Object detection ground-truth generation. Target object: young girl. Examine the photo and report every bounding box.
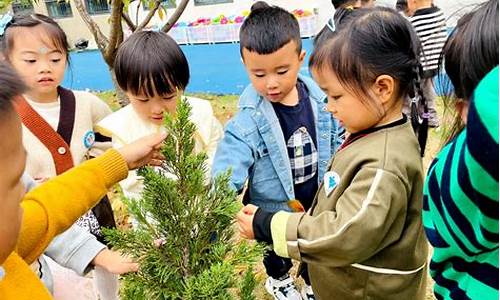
[1,14,132,300]
[237,7,429,299]
[423,1,498,299]
[96,30,223,201]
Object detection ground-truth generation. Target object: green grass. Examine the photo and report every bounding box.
[97,92,449,299]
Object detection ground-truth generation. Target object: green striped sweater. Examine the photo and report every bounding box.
[423,66,499,300]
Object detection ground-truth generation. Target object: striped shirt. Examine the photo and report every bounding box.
[410,6,448,77]
[423,67,499,300]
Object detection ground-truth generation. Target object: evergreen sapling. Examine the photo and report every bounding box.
[104,97,262,299]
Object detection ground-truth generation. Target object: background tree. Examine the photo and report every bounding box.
[0,0,189,106]
[104,97,262,299]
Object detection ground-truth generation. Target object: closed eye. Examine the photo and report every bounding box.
[162,95,176,101]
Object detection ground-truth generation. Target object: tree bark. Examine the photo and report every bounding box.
[136,0,161,31]
[161,0,190,32]
[105,0,124,66]
[122,12,137,32]
[73,0,109,52]
[109,67,129,107]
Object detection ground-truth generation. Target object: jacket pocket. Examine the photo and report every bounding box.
[252,145,279,183]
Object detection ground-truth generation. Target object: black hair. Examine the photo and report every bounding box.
[440,0,498,141]
[0,62,26,113]
[239,1,301,56]
[114,30,190,97]
[0,14,70,62]
[396,0,408,11]
[310,7,429,155]
[313,6,357,47]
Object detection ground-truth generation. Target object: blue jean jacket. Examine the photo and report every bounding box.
[212,74,344,212]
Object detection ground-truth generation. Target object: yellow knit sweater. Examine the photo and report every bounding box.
[0,149,128,299]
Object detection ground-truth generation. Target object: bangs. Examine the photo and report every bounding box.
[114,31,190,98]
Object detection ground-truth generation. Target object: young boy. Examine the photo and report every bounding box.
[0,62,165,299]
[96,31,223,201]
[406,0,447,127]
[212,2,343,299]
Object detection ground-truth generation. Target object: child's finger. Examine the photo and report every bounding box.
[242,204,258,215]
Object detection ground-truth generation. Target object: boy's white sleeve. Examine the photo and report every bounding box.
[204,115,224,177]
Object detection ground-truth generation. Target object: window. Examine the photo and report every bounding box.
[143,0,176,11]
[85,0,110,15]
[11,0,34,15]
[45,0,73,18]
[194,0,232,6]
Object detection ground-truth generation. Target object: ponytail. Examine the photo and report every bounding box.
[409,63,428,156]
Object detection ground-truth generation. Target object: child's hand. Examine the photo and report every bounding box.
[236,204,259,240]
[117,132,167,169]
[92,248,139,275]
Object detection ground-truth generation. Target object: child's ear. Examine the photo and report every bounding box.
[299,50,306,63]
[373,75,395,105]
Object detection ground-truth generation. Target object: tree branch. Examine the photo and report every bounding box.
[73,0,109,52]
[161,0,189,32]
[122,11,137,32]
[136,0,161,32]
[105,0,124,64]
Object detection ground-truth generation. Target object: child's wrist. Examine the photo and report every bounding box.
[253,208,275,244]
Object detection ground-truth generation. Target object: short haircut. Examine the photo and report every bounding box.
[239,1,301,56]
[0,62,26,113]
[114,31,190,97]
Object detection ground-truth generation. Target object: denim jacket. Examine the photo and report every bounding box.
[212,74,344,212]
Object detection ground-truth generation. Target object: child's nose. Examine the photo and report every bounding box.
[38,61,51,73]
[266,77,278,89]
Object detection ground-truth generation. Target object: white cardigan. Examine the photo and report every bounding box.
[96,96,223,200]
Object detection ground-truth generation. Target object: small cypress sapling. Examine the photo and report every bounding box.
[104,97,262,299]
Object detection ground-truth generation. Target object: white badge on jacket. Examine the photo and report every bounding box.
[324,171,340,197]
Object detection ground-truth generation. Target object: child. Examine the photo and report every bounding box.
[237,7,429,299]
[22,173,139,295]
[396,0,411,16]
[423,1,499,299]
[96,30,223,201]
[405,0,447,127]
[1,13,125,300]
[314,0,360,47]
[212,2,343,299]
[0,62,165,299]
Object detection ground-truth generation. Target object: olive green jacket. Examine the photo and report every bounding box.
[271,121,428,299]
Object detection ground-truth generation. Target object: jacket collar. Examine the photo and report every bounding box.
[238,73,326,109]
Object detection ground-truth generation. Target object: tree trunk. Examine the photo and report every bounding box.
[109,67,129,106]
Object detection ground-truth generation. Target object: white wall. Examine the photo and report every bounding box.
[129,0,335,33]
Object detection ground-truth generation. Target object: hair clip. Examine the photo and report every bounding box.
[345,5,355,11]
[0,14,13,37]
[326,16,336,32]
